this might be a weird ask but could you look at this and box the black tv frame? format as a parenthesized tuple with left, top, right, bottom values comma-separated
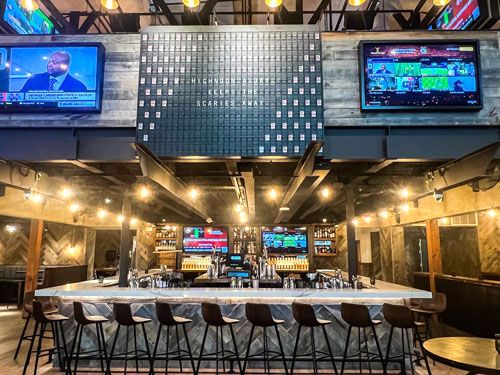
(182, 226, 229, 254)
(358, 40, 483, 112)
(0, 0, 58, 35)
(261, 226, 309, 255)
(0, 42, 105, 113)
(431, 0, 499, 31)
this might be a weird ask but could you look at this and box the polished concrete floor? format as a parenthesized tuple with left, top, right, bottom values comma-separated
(1, 305, 466, 374)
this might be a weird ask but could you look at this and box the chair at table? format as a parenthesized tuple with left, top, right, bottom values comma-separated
(411, 292, 447, 340)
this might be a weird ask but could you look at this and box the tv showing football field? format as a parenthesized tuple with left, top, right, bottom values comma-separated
(359, 41, 482, 111)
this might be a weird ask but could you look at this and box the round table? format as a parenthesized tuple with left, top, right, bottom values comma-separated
(423, 337, 500, 375)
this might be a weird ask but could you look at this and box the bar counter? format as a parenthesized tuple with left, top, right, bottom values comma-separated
(35, 277, 430, 371)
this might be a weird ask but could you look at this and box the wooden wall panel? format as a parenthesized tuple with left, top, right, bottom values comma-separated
(94, 230, 121, 269)
(41, 222, 86, 265)
(0, 222, 30, 264)
(477, 212, 500, 274)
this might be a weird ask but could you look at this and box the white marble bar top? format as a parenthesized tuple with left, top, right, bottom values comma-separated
(35, 277, 431, 304)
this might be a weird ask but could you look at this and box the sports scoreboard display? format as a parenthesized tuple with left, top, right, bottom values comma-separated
(136, 26, 324, 157)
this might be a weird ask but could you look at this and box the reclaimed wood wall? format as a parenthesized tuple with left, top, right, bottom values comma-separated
(0, 31, 497, 128)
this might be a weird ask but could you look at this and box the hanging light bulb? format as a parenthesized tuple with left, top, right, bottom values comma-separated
(20, 0, 39, 11)
(348, 0, 367, 6)
(183, 0, 200, 8)
(101, 0, 119, 10)
(433, 0, 450, 6)
(265, 0, 283, 8)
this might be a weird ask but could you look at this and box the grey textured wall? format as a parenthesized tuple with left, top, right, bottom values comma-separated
(0, 31, 498, 129)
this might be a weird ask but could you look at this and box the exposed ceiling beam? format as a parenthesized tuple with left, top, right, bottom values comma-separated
(68, 160, 126, 186)
(298, 183, 345, 220)
(335, 0, 349, 31)
(135, 144, 212, 221)
(348, 159, 395, 185)
(241, 168, 256, 222)
(199, 0, 219, 22)
(309, 0, 330, 24)
(78, 12, 100, 34)
(421, 5, 440, 27)
(38, 0, 75, 33)
(152, 0, 180, 25)
(226, 161, 248, 210)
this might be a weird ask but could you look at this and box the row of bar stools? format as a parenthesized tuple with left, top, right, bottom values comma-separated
(243, 303, 288, 375)
(290, 302, 338, 375)
(340, 302, 386, 375)
(152, 301, 196, 374)
(108, 303, 153, 375)
(196, 302, 242, 375)
(14, 291, 58, 361)
(22, 301, 69, 375)
(383, 303, 431, 375)
(66, 301, 109, 374)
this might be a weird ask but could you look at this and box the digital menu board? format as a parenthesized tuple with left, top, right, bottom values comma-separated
(262, 226, 308, 254)
(183, 227, 229, 253)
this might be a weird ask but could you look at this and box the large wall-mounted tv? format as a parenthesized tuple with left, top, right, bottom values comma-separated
(359, 41, 482, 111)
(434, 0, 481, 30)
(1, 0, 56, 35)
(262, 226, 308, 254)
(0, 44, 105, 113)
(183, 227, 229, 253)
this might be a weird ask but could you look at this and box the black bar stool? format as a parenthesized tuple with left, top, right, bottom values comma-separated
(340, 302, 386, 375)
(14, 292, 58, 360)
(196, 302, 242, 375)
(66, 301, 109, 374)
(108, 303, 153, 374)
(152, 301, 196, 373)
(383, 303, 432, 375)
(22, 300, 69, 375)
(243, 303, 288, 375)
(410, 292, 447, 340)
(290, 302, 338, 375)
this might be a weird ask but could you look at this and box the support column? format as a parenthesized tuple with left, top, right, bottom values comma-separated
(425, 219, 442, 292)
(346, 187, 357, 281)
(25, 219, 44, 295)
(118, 190, 132, 287)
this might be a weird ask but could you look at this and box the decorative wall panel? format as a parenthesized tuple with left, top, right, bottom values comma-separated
(477, 212, 500, 274)
(440, 226, 481, 278)
(136, 25, 324, 157)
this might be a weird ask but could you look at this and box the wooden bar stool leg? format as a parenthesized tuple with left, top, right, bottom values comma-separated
(290, 324, 301, 375)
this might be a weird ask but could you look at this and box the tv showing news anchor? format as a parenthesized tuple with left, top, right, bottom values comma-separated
(0, 43, 105, 113)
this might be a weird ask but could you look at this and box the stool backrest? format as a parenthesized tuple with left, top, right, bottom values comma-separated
(32, 300, 49, 323)
(155, 302, 175, 325)
(292, 302, 318, 326)
(341, 302, 373, 327)
(383, 303, 415, 329)
(419, 292, 447, 313)
(23, 291, 35, 313)
(201, 302, 225, 326)
(245, 303, 275, 327)
(113, 303, 135, 326)
(73, 301, 88, 325)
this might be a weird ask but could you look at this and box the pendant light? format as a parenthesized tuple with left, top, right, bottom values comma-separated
(101, 0, 119, 10)
(20, 0, 39, 11)
(433, 0, 450, 6)
(265, 0, 283, 8)
(183, 0, 200, 8)
(348, 0, 367, 6)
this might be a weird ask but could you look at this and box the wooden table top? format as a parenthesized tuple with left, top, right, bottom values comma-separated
(423, 337, 500, 374)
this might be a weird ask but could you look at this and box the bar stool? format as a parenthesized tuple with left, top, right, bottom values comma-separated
(243, 303, 288, 375)
(411, 292, 446, 340)
(196, 302, 242, 375)
(108, 303, 153, 374)
(152, 301, 196, 373)
(383, 303, 431, 375)
(340, 302, 386, 375)
(290, 302, 338, 375)
(14, 291, 58, 360)
(66, 301, 109, 374)
(22, 300, 69, 375)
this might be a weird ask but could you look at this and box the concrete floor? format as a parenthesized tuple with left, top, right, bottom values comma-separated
(1, 305, 465, 374)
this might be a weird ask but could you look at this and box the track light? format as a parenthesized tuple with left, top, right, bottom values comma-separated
(348, 0, 366, 6)
(101, 0, 119, 10)
(183, 0, 200, 8)
(433, 0, 450, 6)
(265, 0, 282, 8)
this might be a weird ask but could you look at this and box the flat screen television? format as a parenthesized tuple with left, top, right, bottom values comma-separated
(1, 0, 56, 35)
(435, 0, 481, 30)
(359, 41, 482, 111)
(183, 227, 229, 253)
(0, 44, 105, 113)
(262, 226, 308, 254)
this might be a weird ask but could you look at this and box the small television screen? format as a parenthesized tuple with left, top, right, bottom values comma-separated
(0, 44, 105, 113)
(359, 41, 482, 111)
(183, 227, 229, 253)
(435, 0, 481, 30)
(262, 226, 308, 254)
(2, 0, 56, 35)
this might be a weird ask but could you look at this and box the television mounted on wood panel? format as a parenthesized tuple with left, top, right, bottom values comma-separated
(0, 43, 105, 113)
(0, 0, 57, 35)
(430, 0, 500, 31)
(358, 40, 483, 112)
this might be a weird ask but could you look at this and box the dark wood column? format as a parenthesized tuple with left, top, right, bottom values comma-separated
(118, 190, 132, 287)
(425, 219, 442, 292)
(346, 187, 357, 281)
(24, 219, 44, 294)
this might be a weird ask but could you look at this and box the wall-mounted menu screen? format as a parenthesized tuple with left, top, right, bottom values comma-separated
(0, 44, 105, 113)
(262, 226, 308, 254)
(1, 0, 56, 35)
(359, 41, 482, 111)
(183, 226, 229, 253)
